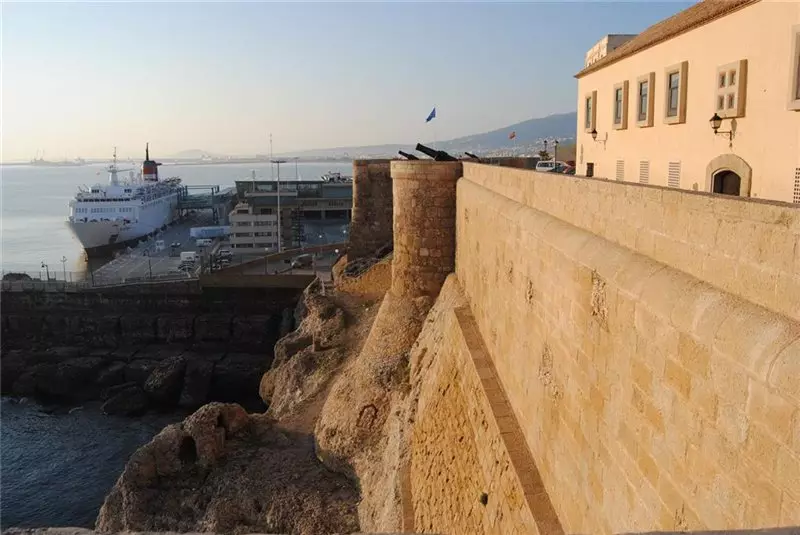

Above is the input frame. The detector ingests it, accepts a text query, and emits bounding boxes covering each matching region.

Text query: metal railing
[1,269,197,292]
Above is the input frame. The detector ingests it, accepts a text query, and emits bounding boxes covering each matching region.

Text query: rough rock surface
[95,403,359,535]
[101,384,149,416]
[259,280,373,422]
[2,345,267,414]
[143,356,187,405]
[315,290,432,531]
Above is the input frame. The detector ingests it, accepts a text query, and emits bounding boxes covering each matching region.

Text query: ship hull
[67,194,179,257]
[66,219,169,257]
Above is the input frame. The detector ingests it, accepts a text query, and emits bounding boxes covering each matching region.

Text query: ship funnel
[142,142,159,182]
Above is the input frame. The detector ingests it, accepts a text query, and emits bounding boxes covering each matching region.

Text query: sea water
[0,399,183,529]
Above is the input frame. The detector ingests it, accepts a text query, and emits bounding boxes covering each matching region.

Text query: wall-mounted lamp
[590,129,607,148]
[709,113,735,145]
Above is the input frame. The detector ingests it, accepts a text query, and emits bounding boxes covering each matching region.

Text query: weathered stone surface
[96,361,127,388]
[35,357,106,401]
[209,353,265,404]
[272,330,313,369]
[119,315,157,344]
[143,356,187,406]
[156,315,194,342]
[124,360,159,384]
[194,315,232,342]
[231,315,274,345]
[178,359,215,410]
[101,384,148,416]
[95,404,359,535]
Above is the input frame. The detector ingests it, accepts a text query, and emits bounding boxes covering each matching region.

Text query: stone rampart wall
[455,172,800,531]
[349,160,393,260]
[463,163,800,322]
[408,276,562,535]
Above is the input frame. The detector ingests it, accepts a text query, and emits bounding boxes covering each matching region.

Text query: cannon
[415,143,458,162]
[464,152,481,161]
[398,150,419,160]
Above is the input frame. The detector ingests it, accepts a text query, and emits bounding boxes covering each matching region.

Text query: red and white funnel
[142,142,159,182]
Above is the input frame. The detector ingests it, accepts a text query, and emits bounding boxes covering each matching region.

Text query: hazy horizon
[2,1,691,162]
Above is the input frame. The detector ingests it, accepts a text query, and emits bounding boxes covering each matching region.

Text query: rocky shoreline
[1,345,270,415]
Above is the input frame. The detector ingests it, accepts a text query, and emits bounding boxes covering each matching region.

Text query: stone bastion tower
[389,160,462,299]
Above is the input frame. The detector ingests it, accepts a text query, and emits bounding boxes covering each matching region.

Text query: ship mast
[108,146,120,186]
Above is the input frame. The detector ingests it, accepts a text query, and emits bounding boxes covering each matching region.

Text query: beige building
[228,179,353,251]
[575,0,800,203]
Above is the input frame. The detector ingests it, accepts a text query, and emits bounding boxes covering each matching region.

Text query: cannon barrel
[415,143,458,162]
[398,150,419,160]
[464,152,481,161]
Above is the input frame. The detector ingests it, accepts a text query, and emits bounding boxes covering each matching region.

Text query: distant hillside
[284,112,577,159]
[164,112,578,161]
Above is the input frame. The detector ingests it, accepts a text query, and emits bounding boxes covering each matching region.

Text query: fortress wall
[407,275,561,535]
[349,160,393,260]
[454,171,800,532]
[463,163,800,323]
[390,161,461,298]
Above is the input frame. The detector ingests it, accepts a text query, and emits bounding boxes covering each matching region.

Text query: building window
[584,90,597,132]
[636,72,655,127]
[667,73,680,116]
[585,97,592,128]
[664,61,688,125]
[789,25,800,110]
[586,162,595,178]
[716,59,747,118]
[612,81,629,130]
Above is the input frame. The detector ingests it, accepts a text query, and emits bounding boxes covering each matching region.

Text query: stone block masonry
[349,160,393,260]
[456,166,800,531]
[390,161,462,299]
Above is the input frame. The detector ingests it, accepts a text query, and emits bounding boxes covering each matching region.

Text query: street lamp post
[60,256,67,281]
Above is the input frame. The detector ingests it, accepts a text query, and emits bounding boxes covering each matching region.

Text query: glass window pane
[728,70,736,86]
[719,72,726,88]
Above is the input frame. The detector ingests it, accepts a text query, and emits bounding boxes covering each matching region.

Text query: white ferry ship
[67,145,182,256]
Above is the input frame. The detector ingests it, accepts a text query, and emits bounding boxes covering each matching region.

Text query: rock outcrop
[1,347,267,414]
[95,403,359,535]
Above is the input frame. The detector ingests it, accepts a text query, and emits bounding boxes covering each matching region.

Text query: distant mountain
[433,111,577,153]
[283,112,577,159]
[162,112,578,162]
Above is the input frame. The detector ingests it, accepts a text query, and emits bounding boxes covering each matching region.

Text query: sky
[1,1,693,161]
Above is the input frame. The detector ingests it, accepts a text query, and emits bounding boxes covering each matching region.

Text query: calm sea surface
[0,161,352,273]
[0,160,351,528]
[0,400,183,529]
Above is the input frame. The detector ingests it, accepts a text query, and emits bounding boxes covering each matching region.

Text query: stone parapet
[390,161,462,299]
[349,160,393,260]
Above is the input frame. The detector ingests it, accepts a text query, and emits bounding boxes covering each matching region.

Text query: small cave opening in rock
[179,436,198,465]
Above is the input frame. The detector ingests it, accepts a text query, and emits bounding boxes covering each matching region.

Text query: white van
[535,160,556,172]
[180,251,198,263]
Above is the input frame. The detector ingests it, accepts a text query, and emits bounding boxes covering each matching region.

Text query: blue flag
[425,107,436,123]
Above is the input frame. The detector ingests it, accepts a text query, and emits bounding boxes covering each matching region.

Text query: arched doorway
[705,154,752,197]
[713,170,742,196]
